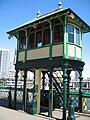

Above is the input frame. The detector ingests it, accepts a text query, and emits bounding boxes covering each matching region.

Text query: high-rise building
[0,48,11,78]
[8,62,15,79]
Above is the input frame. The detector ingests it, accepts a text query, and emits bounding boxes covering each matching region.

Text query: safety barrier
[70,91,90,113]
[0,86,90,114]
[0,86,33,111]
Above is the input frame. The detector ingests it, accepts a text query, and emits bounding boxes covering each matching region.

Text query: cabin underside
[16,57,85,71]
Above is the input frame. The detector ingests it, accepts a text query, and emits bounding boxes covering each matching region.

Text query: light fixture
[8,34,13,39]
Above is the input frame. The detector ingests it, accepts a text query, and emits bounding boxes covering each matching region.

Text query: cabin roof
[7,8,90,34]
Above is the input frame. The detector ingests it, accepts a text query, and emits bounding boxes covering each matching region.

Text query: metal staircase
[48,71,64,108]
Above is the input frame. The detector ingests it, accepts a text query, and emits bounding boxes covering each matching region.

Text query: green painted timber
[49,44,52,60]
[82,93,90,97]
[0,86,10,89]
[63,15,67,58]
[69,91,79,95]
[66,22,82,60]
[81,30,83,60]
[49,20,53,60]
[69,91,90,97]
[0,86,33,92]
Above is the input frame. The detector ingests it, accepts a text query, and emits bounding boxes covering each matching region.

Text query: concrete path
[0,106,90,120]
[0,106,56,120]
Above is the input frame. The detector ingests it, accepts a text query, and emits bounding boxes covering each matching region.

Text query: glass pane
[43,29,50,45]
[53,25,63,43]
[68,34,74,43]
[68,24,74,33]
[19,31,26,50]
[36,31,42,47]
[76,27,80,45]
[28,33,35,48]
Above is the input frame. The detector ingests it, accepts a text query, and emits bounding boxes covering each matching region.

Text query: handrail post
[67,96,75,120]
[8,87,12,108]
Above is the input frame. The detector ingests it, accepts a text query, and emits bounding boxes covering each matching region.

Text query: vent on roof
[37,10,40,18]
[58,1,62,9]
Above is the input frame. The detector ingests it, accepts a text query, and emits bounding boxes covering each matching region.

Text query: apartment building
[0,48,10,78]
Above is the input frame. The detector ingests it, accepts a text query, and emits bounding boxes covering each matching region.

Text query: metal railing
[69,91,90,113]
[0,86,33,110]
[0,86,90,114]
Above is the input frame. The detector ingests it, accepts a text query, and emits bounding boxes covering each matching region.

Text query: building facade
[0,48,11,78]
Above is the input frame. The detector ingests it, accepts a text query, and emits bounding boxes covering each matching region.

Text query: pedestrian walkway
[0,106,57,120]
[0,106,90,120]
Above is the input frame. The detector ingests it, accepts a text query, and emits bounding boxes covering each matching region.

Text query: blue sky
[0,0,90,78]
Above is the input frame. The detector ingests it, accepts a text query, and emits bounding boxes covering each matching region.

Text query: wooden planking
[18,52,25,61]
[27,47,49,60]
[76,46,81,59]
[68,44,75,57]
[67,17,81,28]
[52,44,63,57]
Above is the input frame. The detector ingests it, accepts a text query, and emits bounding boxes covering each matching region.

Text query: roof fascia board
[7,8,70,34]
[68,8,90,32]
[7,8,90,34]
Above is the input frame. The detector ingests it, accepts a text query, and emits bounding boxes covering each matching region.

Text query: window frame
[28,33,35,49]
[43,28,50,46]
[67,23,81,46]
[67,24,74,43]
[53,25,63,44]
[19,30,26,50]
[36,31,42,48]
[75,26,80,46]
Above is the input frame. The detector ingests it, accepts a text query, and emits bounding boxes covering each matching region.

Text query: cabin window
[68,24,80,45]
[28,33,35,49]
[43,29,50,45]
[19,31,26,50]
[76,27,80,45]
[53,25,63,43]
[68,24,74,43]
[36,31,42,47]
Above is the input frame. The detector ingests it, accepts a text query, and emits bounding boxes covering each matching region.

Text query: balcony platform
[17,57,85,71]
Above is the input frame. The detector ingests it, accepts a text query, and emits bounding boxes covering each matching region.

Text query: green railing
[69,91,90,113]
[0,86,33,111]
[0,86,90,114]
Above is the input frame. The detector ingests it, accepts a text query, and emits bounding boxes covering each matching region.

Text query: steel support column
[14,67,18,109]
[22,29,28,111]
[13,32,19,109]
[78,69,83,112]
[22,68,27,111]
[67,97,75,120]
[67,70,71,109]
[63,63,68,120]
[48,68,53,117]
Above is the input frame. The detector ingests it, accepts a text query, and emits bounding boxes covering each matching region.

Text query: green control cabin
[7,7,90,69]
[7,3,90,120]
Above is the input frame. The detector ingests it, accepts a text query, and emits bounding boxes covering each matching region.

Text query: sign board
[82,97,90,113]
